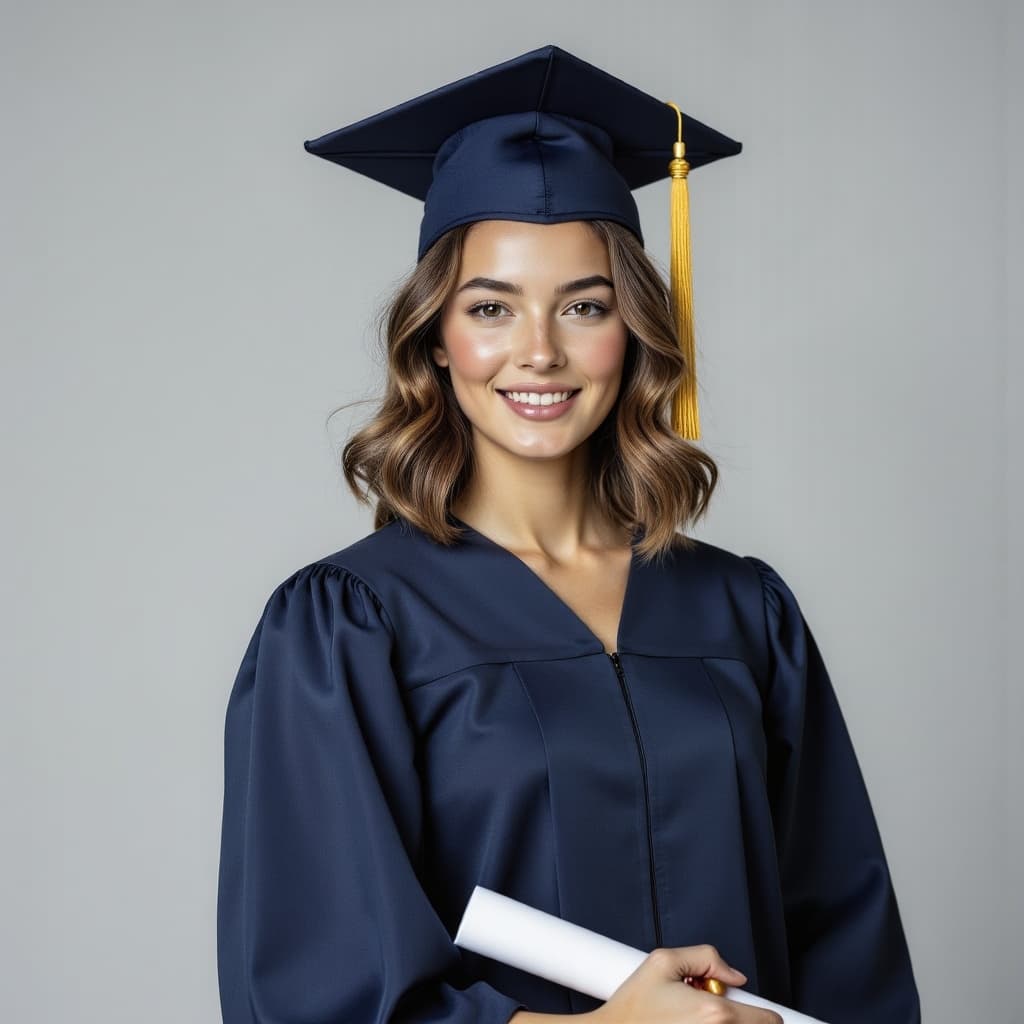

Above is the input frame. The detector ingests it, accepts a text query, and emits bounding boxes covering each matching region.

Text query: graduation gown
[217,514,921,1024]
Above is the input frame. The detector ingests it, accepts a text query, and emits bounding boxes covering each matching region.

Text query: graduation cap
[304,44,742,440]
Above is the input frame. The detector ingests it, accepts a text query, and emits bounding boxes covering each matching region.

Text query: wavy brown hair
[334,219,719,563]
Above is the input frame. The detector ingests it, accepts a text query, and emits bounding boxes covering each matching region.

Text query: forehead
[458,220,611,276]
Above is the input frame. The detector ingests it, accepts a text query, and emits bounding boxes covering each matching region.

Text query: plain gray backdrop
[3,1,1020,1021]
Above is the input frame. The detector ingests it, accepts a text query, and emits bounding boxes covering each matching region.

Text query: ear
[431,340,450,368]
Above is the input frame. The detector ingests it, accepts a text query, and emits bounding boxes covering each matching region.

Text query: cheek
[575,326,628,381]
[439,321,509,382]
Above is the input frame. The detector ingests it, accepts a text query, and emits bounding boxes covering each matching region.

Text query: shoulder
[627,534,799,676]
[254,521,422,635]
[666,534,793,607]
[675,541,817,683]
[315,517,432,577]
[295,517,535,685]
[269,519,417,594]
[698,537,804,624]
[270,519,479,677]
[301,517,454,608]
[647,532,770,606]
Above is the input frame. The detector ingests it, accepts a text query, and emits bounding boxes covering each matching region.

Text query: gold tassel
[665,101,700,440]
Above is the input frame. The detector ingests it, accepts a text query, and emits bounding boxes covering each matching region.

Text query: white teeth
[503,390,575,406]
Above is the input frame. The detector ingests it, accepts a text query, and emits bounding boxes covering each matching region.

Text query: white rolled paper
[455,885,828,1024]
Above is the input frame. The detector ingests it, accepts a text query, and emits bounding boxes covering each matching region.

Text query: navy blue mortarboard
[304,44,742,440]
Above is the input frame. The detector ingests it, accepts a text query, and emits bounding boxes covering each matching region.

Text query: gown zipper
[608,651,663,948]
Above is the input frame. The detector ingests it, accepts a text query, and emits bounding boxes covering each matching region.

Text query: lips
[498,388,581,407]
[497,388,582,420]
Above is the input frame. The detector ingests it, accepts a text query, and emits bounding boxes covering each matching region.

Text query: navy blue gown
[216,514,921,1023]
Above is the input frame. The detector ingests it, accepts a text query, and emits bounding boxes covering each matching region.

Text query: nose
[513,314,565,370]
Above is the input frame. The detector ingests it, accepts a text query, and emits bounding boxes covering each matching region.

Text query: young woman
[216,46,921,1024]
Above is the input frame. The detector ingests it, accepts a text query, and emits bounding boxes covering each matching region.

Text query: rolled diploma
[455,885,827,1024]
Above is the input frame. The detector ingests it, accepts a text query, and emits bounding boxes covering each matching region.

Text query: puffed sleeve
[217,563,527,1024]
[744,556,921,1024]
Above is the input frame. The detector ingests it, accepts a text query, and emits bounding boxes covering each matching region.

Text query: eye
[565,300,609,318]
[467,301,511,319]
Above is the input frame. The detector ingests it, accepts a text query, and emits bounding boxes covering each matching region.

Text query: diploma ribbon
[699,978,727,996]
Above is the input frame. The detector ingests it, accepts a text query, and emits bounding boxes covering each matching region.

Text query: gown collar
[445,512,643,656]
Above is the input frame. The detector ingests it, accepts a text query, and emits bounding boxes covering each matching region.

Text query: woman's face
[434,220,629,462]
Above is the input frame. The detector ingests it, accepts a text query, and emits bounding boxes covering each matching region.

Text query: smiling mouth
[496,388,582,407]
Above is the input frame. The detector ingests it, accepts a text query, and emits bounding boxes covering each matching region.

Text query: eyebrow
[455,274,614,296]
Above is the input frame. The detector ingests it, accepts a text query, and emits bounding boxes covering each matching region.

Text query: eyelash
[466,299,609,320]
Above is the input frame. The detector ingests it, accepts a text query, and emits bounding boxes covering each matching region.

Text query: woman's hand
[587,945,783,1024]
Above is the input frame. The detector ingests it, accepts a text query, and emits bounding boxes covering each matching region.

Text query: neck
[452,432,626,556]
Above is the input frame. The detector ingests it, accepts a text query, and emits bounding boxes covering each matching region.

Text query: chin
[494,430,592,461]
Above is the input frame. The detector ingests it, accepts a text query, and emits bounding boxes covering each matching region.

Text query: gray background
[2,1,1020,1021]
